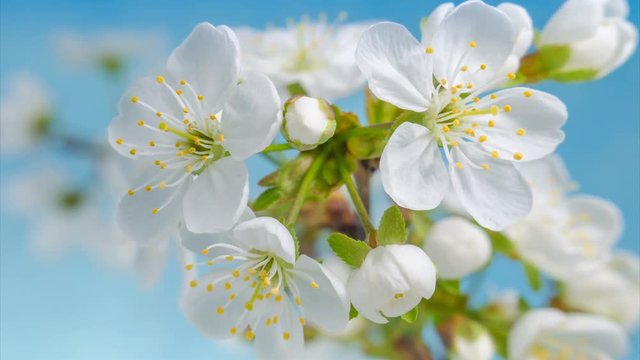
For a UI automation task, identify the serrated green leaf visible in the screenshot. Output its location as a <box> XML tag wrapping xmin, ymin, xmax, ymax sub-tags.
<box><xmin>539</xmin><ymin>44</ymin><xmax>571</xmax><ymax>72</ymax></box>
<box><xmin>327</xmin><ymin>233</ymin><xmax>371</xmax><ymax>268</ymax></box>
<box><xmin>378</xmin><ymin>206</ymin><xmax>406</xmax><ymax>245</ymax></box>
<box><xmin>286</xmin><ymin>82</ymin><xmax>308</xmax><ymax>96</ymax></box>
<box><xmin>523</xmin><ymin>262</ymin><xmax>542</xmax><ymax>291</ymax></box>
<box><xmin>349</xmin><ymin>304</ymin><xmax>359</xmax><ymax>320</ymax></box>
<box><xmin>252</xmin><ymin>187</ymin><xmax>282</xmax><ymax>211</ymax></box>
<box><xmin>401</xmin><ymin>306</ymin><xmax>419</xmax><ymax>323</ymax></box>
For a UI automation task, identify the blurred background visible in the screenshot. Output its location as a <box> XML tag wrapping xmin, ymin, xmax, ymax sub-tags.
<box><xmin>1</xmin><ymin>0</ymin><xmax>638</xmax><ymax>359</ymax></box>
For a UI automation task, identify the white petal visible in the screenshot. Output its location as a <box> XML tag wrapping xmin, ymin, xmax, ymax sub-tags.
<box><xmin>292</xmin><ymin>255</ymin><xmax>349</xmax><ymax>332</ymax></box>
<box><xmin>604</xmin><ymin>0</ymin><xmax>629</xmax><ymax>18</ymax></box>
<box><xmin>356</xmin><ymin>22</ymin><xmax>433</xmax><ymax>112</ymax></box>
<box><xmin>450</xmin><ymin>143</ymin><xmax>532</xmax><ymax>230</ymax></box>
<box><xmin>431</xmin><ymin>0</ymin><xmax>515</xmax><ymax>90</ymax></box>
<box><xmin>117</xmin><ymin>171</ymin><xmax>189</xmax><ymax>244</ymax></box>
<box><xmin>508</xmin><ymin>308</ymin><xmax>566</xmax><ymax>359</ymax></box>
<box><xmin>380</xmin><ymin>122</ymin><xmax>449</xmax><ymax>210</ymax></box>
<box><xmin>182</xmin><ymin>157</ymin><xmax>248</xmax><ymax>233</ymax></box>
<box><xmin>564</xmin><ymin>195</ymin><xmax>623</xmax><ymax>247</ymax></box>
<box><xmin>254</xmin><ymin>302</ymin><xmax>304</xmax><ymax>360</ymax></box>
<box><xmin>498</xmin><ymin>3</ymin><xmax>533</xmax><ymax>59</ymax></box>
<box><xmin>135</xmin><ymin>243</ymin><xmax>168</xmax><ymax>289</ymax></box>
<box><xmin>180</xmin><ymin>207</ymin><xmax>255</xmax><ymax>254</ymax></box>
<box><xmin>475</xmin><ymin>87</ymin><xmax>567</xmax><ymax>162</ymax></box>
<box><xmin>596</xmin><ymin>19</ymin><xmax>638</xmax><ymax>77</ymax></box>
<box><xmin>108</xmin><ymin>77</ymin><xmax>181</xmax><ymax>158</ymax></box>
<box><xmin>232</xmin><ymin>217</ymin><xmax>296</xmax><ymax>264</ymax></box>
<box><xmin>556</xmin><ymin>313</ymin><xmax>628</xmax><ymax>357</ymax></box>
<box><xmin>420</xmin><ymin>3</ymin><xmax>455</xmax><ymax>47</ymax></box>
<box><xmin>221</xmin><ymin>71</ymin><xmax>282</xmax><ymax>160</ymax></box>
<box><xmin>347</xmin><ymin>267</ymin><xmax>389</xmax><ymax>324</ymax></box>
<box><xmin>540</xmin><ymin>0</ymin><xmax>603</xmax><ymax>44</ymax></box>
<box><xmin>167</xmin><ymin>23</ymin><xmax>239</xmax><ymax>113</ymax></box>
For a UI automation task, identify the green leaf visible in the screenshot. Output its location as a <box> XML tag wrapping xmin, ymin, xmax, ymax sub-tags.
<box><xmin>439</xmin><ymin>279</ymin><xmax>460</xmax><ymax>295</ymax></box>
<box><xmin>523</xmin><ymin>262</ymin><xmax>543</xmax><ymax>291</ymax></box>
<box><xmin>539</xmin><ymin>44</ymin><xmax>571</xmax><ymax>72</ymax></box>
<box><xmin>287</xmin><ymin>223</ymin><xmax>300</xmax><ymax>258</ymax></box>
<box><xmin>378</xmin><ymin>205</ymin><xmax>406</xmax><ymax>245</ymax></box>
<box><xmin>549</xmin><ymin>69</ymin><xmax>598</xmax><ymax>82</ymax></box>
<box><xmin>487</xmin><ymin>230</ymin><xmax>518</xmax><ymax>259</ymax></box>
<box><xmin>349</xmin><ymin>304</ymin><xmax>359</xmax><ymax>320</ymax></box>
<box><xmin>252</xmin><ymin>187</ymin><xmax>282</xmax><ymax>211</ymax></box>
<box><xmin>327</xmin><ymin>233</ymin><xmax>371</xmax><ymax>268</ymax></box>
<box><xmin>286</xmin><ymin>82</ymin><xmax>308</xmax><ymax>96</ymax></box>
<box><xmin>401</xmin><ymin>306</ymin><xmax>419</xmax><ymax>323</ymax></box>
<box><xmin>321</xmin><ymin>158</ymin><xmax>340</xmax><ymax>186</ymax></box>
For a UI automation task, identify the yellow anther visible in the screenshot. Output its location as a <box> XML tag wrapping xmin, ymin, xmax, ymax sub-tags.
<box><xmin>453</xmin><ymin>119</ymin><xmax>460</xmax><ymax>126</ymax></box>
<box><xmin>450</xmin><ymin>97</ymin><xmax>458</xmax><ymax>103</ymax></box>
<box><xmin>185</xmin><ymin>264</ymin><xmax>194</xmax><ymax>271</ymax></box>
<box><xmin>245</xmin><ymin>302</ymin><xmax>253</xmax><ymax>311</ymax></box>
<box><xmin>310</xmin><ymin>281</ymin><xmax>319</xmax><ymax>289</ymax></box>
<box><xmin>156</xmin><ymin>76</ymin><xmax>165</xmax><ymax>84</ymax></box>
<box><xmin>472</xmin><ymin>122</ymin><xmax>479</xmax><ymax>128</ymax></box>
<box><xmin>207</xmin><ymin>283</ymin><xmax>214</xmax><ymax>292</ymax></box>
<box><xmin>147</xmin><ymin>141</ymin><xmax>156</xmax><ymax>148</ymax></box>
<box><xmin>513</xmin><ymin>152</ymin><xmax>523</xmax><ymax>160</ymax></box>
<box><xmin>185</xmin><ymin>165</ymin><xmax>192</xmax><ymax>173</ymax></box>
<box><xmin>441</xmin><ymin>78</ymin><xmax>447</xmax><ymax>85</ymax></box>
<box><xmin>488</xmin><ymin>120</ymin><xmax>495</xmax><ymax>127</ymax></box>
<box><xmin>256</xmin><ymin>294</ymin><xmax>264</xmax><ymax>300</ymax></box>
<box><xmin>188</xmin><ymin>147</ymin><xmax>196</xmax><ymax>154</ymax></box>
<box><xmin>197</xmin><ymin>95</ymin><xmax>204</xmax><ymax>101</ymax></box>
<box><xmin>229</xmin><ymin>293</ymin><xmax>236</xmax><ymax>301</ymax></box>
<box><xmin>158</xmin><ymin>122</ymin><xmax>168</xmax><ymax>131</ymax></box>
<box><xmin>481</xmin><ymin>163</ymin><xmax>490</xmax><ymax>170</ymax></box>
<box><xmin>442</xmin><ymin>125</ymin><xmax>450</xmax><ymax>133</ymax></box>
<box><xmin>217</xmin><ymin>306</ymin><xmax>224</xmax><ymax>315</ymax></box>
<box><xmin>524</xmin><ymin>90</ymin><xmax>533</xmax><ymax>97</ymax></box>
<box><xmin>265</xmin><ymin>292</ymin><xmax>271</xmax><ymax>299</ymax></box>
<box><xmin>273</xmin><ymin>316</ymin><xmax>279</xmax><ymax>324</ymax></box>
<box><xmin>127</xmin><ymin>189</ymin><xmax>135</xmax><ymax>196</ymax></box>
<box><xmin>274</xmin><ymin>295</ymin><xmax>283</xmax><ymax>302</ymax></box>
<box><xmin>283</xmin><ymin>332</ymin><xmax>290</xmax><ymax>341</ymax></box>
<box><xmin>156</xmin><ymin>181</ymin><xmax>166</xmax><ymax>190</ymax></box>
<box><xmin>180</xmin><ymin>80</ymin><xmax>186</xmax><ymax>85</ymax></box>
<box><xmin>491</xmin><ymin>150</ymin><xmax>500</xmax><ymax>159</ymax></box>
<box><xmin>224</xmin><ymin>282</ymin><xmax>232</xmax><ymax>290</ymax></box>
<box><xmin>271</xmin><ymin>287</ymin><xmax>280</xmax><ymax>295</ymax></box>
<box><xmin>465</xmin><ymin>128</ymin><xmax>475</xmax><ymax>137</ymax></box>
<box><xmin>449</xmin><ymin>88</ymin><xmax>457</xmax><ymax>95</ymax></box>
<box><xmin>160</xmin><ymin>162</ymin><xmax>167</xmax><ymax>169</ymax></box>
<box><xmin>189</xmin><ymin>280</ymin><xmax>198</xmax><ymax>288</ymax></box>
<box><xmin>116</xmin><ymin>138</ymin><xmax>123</xmax><ymax>145</ymax></box>
<box><xmin>145</xmin><ymin>185</ymin><xmax>152</xmax><ymax>192</ymax></box>
<box><xmin>490</xmin><ymin>105</ymin><xmax>499</xmax><ymax>116</ymax></box>
<box><xmin>183</xmin><ymin>107</ymin><xmax>189</xmax><ymax>114</ymax></box>
<box><xmin>129</xmin><ymin>149</ymin><xmax>137</xmax><ymax>155</ymax></box>
<box><xmin>209</xmin><ymin>114</ymin><xmax>217</xmax><ymax>121</ymax></box>
<box><xmin>507</xmin><ymin>73</ymin><xmax>516</xmax><ymax>80</ymax></box>
<box><xmin>151</xmin><ymin>208</ymin><xmax>159</xmax><ymax>214</ymax></box>
<box><xmin>455</xmin><ymin>84</ymin><xmax>462</xmax><ymax>89</ymax></box>
<box><xmin>225</xmin><ymin>255</ymin><xmax>234</xmax><ymax>262</ymax></box>
<box><xmin>460</xmin><ymin>65</ymin><xmax>468</xmax><ymax>72</ymax></box>
<box><xmin>175</xmin><ymin>89</ymin><xmax>183</xmax><ymax>95</ymax></box>
<box><xmin>251</xmin><ymin>280</ymin><xmax>257</xmax><ymax>288</ymax></box>
<box><xmin>243</xmin><ymin>275</ymin><xmax>250</xmax><ymax>281</ymax></box>
<box><xmin>232</xmin><ymin>270</ymin><xmax>240</xmax><ymax>278</ymax></box>
<box><xmin>206</xmin><ymin>260</ymin><xmax>214</xmax><ymax>266</ymax></box>
<box><xmin>516</xmin><ymin>128</ymin><xmax>526</xmax><ymax>136</ymax></box>
<box><xmin>154</xmin><ymin>160</ymin><xmax>161</xmax><ymax>166</ymax></box>
<box><xmin>155</xmin><ymin>112</ymin><xmax>162</xmax><ymax>117</ymax></box>
<box><xmin>451</xmin><ymin>108</ymin><xmax>460</xmax><ymax>114</ymax></box>
<box><xmin>490</xmin><ymin>94</ymin><xmax>497</xmax><ymax>99</ymax></box>
<box><xmin>200</xmin><ymin>155</ymin><xmax>208</xmax><ymax>161</ymax></box>
<box><xmin>217</xmin><ymin>134</ymin><xmax>224</xmax><ymax>142</ymax></box>
<box><xmin>455</xmin><ymin>162</ymin><xmax>464</xmax><ymax>169</ymax></box>
<box><xmin>299</xmin><ymin>317</ymin><xmax>306</xmax><ymax>325</ymax></box>
<box><xmin>467</xmin><ymin>83</ymin><xmax>473</xmax><ymax>89</ymax></box>
<box><xmin>201</xmin><ymin>248</ymin><xmax>210</xmax><ymax>255</ymax></box>
<box><xmin>131</xmin><ymin>96</ymin><xmax>139</xmax><ymax>103</ymax></box>
<box><xmin>183</xmin><ymin>119</ymin><xmax>189</xmax><ymax>125</ymax></box>
<box><xmin>503</xmin><ymin>105</ymin><xmax>512</xmax><ymax>112</ymax></box>
<box><xmin>174</xmin><ymin>141</ymin><xmax>181</xmax><ymax>148</ymax></box>
<box><xmin>480</xmin><ymin>64</ymin><xmax>487</xmax><ymax>70</ymax></box>
<box><xmin>449</xmin><ymin>140</ymin><xmax>458</xmax><ymax>147</ymax></box>
<box><xmin>479</xmin><ymin>135</ymin><xmax>488</xmax><ymax>143</ymax></box>
<box><xmin>245</xmin><ymin>330</ymin><xmax>255</xmax><ymax>341</ymax></box>
<box><xmin>266</xmin><ymin>319</ymin><xmax>271</xmax><ymax>326</ymax></box>
<box><xmin>295</xmin><ymin>297</ymin><xmax>302</xmax><ymax>306</ymax></box>
<box><xmin>425</xmin><ymin>47</ymin><xmax>434</xmax><ymax>54</ymax></box>
<box><xmin>247</xmin><ymin>268</ymin><xmax>257</xmax><ymax>275</ymax></box>
<box><xmin>230</xmin><ymin>327</ymin><xmax>237</xmax><ymax>335</ymax></box>
<box><xmin>394</xmin><ymin>293</ymin><xmax>404</xmax><ymax>299</ymax></box>
<box><xmin>469</xmin><ymin>41</ymin><xmax>477</xmax><ymax>48</ymax></box>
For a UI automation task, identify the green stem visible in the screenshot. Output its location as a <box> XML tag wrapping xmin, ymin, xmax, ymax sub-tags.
<box><xmin>335</xmin><ymin>150</ymin><xmax>377</xmax><ymax>242</ymax></box>
<box><xmin>262</xmin><ymin>143</ymin><xmax>293</xmax><ymax>153</ymax></box>
<box><xmin>285</xmin><ymin>146</ymin><xmax>331</xmax><ymax>225</ymax></box>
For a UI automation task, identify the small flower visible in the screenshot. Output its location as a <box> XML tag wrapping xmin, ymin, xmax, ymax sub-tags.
<box><xmin>451</xmin><ymin>320</ymin><xmax>495</xmax><ymax>360</ymax></box>
<box><xmin>424</xmin><ymin>216</ymin><xmax>491</xmax><ymax>279</ymax></box>
<box><xmin>507</xmin><ymin>155</ymin><xmax>623</xmax><ymax>281</ymax></box>
<box><xmin>181</xmin><ymin>217</ymin><xmax>350</xmax><ymax>360</ymax></box>
<box><xmin>508</xmin><ymin>308</ymin><xmax>628</xmax><ymax>360</ymax></box>
<box><xmin>562</xmin><ymin>251</ymin><xmax>640</xmax><ymax>330</ymax></box>
<box><xmin>347</xmin><ymin>245</ymin><xmax>436</xmax><ymax>324</ymax></box>
<box><xmin>539</xmin><ymin>0</ymin><xmax>638</xmax><ymax>79</ymax></box>
<box><xmin>357</xmin><ymin>0</ymin><xmax>567</xmax><ymax>230</ymax></box>
<box><xmin>0</xmin><ymin>73</ymin><xmax>54</xmax><ymax>154</ymax></box>
<box><xmin>109</xmin><ymin>23</ymin><xmax>282</xmax><ymax>241</ymax></box>
<box><xmin>234</xmin><ymin>15</ymin><xmax>372</xmax><ymax>100</ymax></box>
<box><xmin>282</xmin><ymin>96</ymin><xmax>336</xmax><ymax>150</ymax></box>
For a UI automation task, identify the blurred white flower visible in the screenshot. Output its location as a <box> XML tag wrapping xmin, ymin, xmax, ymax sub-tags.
<box><xmin>508</xmin><ymin>308</ymin><xmax>628</xmax><ymax>360</ymax></box>
<box><xmin>562</xmin><ymin>251</ymin><xmax>640</xmax><ymax>330</ymax></box>
<box><xmin>487</xmin><ymin>289</ymin><xmax>521</xmax><ymax>322</ymax></box>
<box><xmin>507</xmin><ymin>155</ymin><xmax>623</xmax><ymax>281</ymax></box>
<box><xmin>283</xmin><ymin>96</ymin><xmax>336</xmax><ymax>150</ymax></box>
<box><xmin>451</xmin><ymin>324</ymin><xmax>495</xmax><ymax>360</ymax></box>
<box><xmin>357</xmin><ymin>1</ymin><xmax>567</xmax><ymax>231</ymax></box>
<box><xmin>424</xmin><ymin>216</ymin><xmax>491</xmax><ymax>279</ymax></box>
<box><xmin>234</xmin><ymin>15</ymin><xmax>372</xmax><ymax>100</ymax></box>
<box><xmin>109</xmin><ymin>22</ymin><xmax>281</xmax><ymax>242</ymax></box>
<box><xmin>0</xmin><ymin>73</ymin><xmax>53</xmax><ymax>154</ymax></box>
<box><xmin>347</xmin><ymin>244</ymin><xmax>436</xmax><ymax>324</ymax></box>
<box><xmin>52</xmin><ymin>29</ymin><xmax>167</xmax><ymax>74</ymax></box>
<box><xmin>303</xmin><ymin>338</ymin><xmax>370</xmax><ymax>360</ymax></box>
<box><xmin>181</xmin><ymin>217</ymin><xmax>350</xmax><ymax>360</ymax></box>
<box><xmin>421</xmin><ymin>2</ymin><xmax>533</xmax><ymax>74</ymax></box>
<box><xmin>539</xmin><ymin>0</ymin><xmax>638</xmax><ymax>79</ymax></box>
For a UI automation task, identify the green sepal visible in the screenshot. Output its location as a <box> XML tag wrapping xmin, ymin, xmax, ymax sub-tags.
<box><xmin>548</xmin><ymin>69</ymin><xmax>599</xmax><ymax>82</ymax></box>
<box><xmin>349</xmin><ymin>304</ymin><xmax>359</xmax><ymax>320</ymax></box>
<box><xmin>365</xmin><ymin>88</ymin><xmax>402</xmax><ymax>125</ymax></box>
<box><xmin>252</xmin><ymin>187</ymin><xmax>282</xmax><ymax>211</ymax></box>
<box><xmin>539</xmin><ymin>44</ymin><xmax>571</xmax><ymax>72</ymax></box>
<box><xmin>346</xmin><ymin>129</ymin><xmax>390</xmax><ymax>159</ymax></box>
<box><xmin>523</xmin><ymin>261</ymin><xmax>543</xmax><ymax>291</ymax></box>
<box><xmin>286</xmin><ymin>82</ymin><xmax>308</xmax><ymax>96</ymax></box>
<box><xmin>401</xmin><ymin>306</ymin><xmax>419</xmax><ymax>323</ymax></box>
<box><xmin>439</xmin><ymin>279</ymin><xmax>461</xmax><ymax>295</ymax></box>
<box><xmin>286</xmin><ymin>223</ymin><xmax>300</xmax><ymax>258</ymax></box>
<box><xmin>378</xmin><ymin>205</ymin><xmax>407</xmax><ymax>245</ymax></box>
<box><xmin>327</xmin><ymin>233</ymin><xmax>371</xmax><ymax>268</ymax></box>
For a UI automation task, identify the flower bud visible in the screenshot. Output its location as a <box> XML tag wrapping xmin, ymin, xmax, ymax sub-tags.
<box><xmin>451</xmin><ymin>320</ymin><xmax>495</xmax><ymax>360</ymax></box>
<box><xmin>424</xmin><ymin>217</ymin><xmax>491</xmax><ymax>280</ymax></box>
<box><xmin>283</xmin><ymin>96</ymin><xmax>336</xmax><ymax>150</ymax></box>
<box><xmin>346</xmin><ymin>244</ymin><xmax>436</xmax><ymax>324</ymax></box>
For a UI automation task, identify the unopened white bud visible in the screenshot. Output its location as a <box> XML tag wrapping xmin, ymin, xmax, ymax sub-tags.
<box><xmin>283</xmin><ymin>96</ymin><xmax>336</xmax><ymax>150</ymax></box>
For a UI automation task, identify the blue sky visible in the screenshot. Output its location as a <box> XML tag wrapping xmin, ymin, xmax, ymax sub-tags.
<box><xmin>1</xmin><ymin>0</ymin><xmax>638</xmax><ymax>359</ymax></box>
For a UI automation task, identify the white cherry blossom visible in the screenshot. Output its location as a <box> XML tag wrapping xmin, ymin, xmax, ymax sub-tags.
<box><xmin>356</xmin><ymin>0</ymin><xmax>567</xmax><ymax>230</ymax></box>
<box><xmin>109</xmin><ymin>23</ymin><xmax>282</xmax><ymax>242</ymax></box>
<box><xmin>181</xmin><ymin>217</ymin><xmax>349</xmax><ymax>360</ymax></box>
